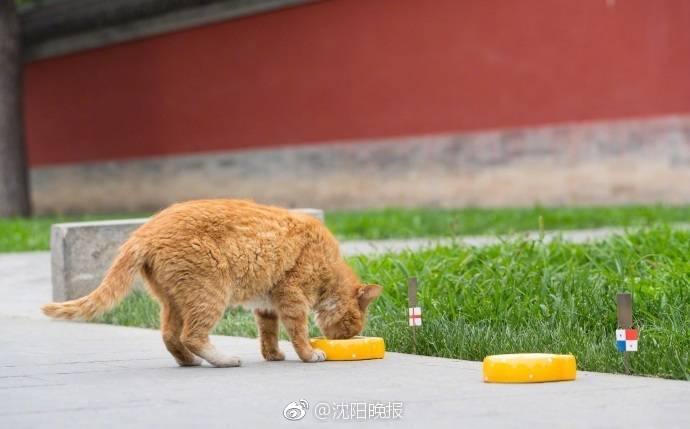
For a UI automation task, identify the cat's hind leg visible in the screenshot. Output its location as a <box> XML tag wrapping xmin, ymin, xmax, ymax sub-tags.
<box><xmin>179</xmin><ymin>297</ymin><xmax>241</xmax><ymax>368</ymax></box>
<box><xmin>142</xmin><ymin>269</ymin><xmax>201</xmax><ymax>367</ymax></box>
<box><xmin>161</xmin><ymin>303</ymin><xmax>202</xmax><ymax>367</ymax></box>
<box><xmin>253</xmin><ymin>309</ymin><xmax>285</xmax><ymax>361</ymax></box>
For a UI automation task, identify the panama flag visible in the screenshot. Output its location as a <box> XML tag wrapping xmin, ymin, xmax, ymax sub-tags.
<box><xmin>616</xmin><ymin>329</ymin><xmax>638</xmax><ymax>352</ymax></box>
<box><xmin>408</xmin><ymin>307</ymin><xmax>422</xmax><ymax>326</ymax></box>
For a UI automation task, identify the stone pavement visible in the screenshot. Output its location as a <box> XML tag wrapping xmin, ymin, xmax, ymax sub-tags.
<box><xmin>4</xmin><ymin>317</ymin><xmax>689</xmax><ymax>429</ymax></box>
<box><xmin>340</xmin><ymin>225</ymin><xmax>690</xmax><ymax>256</ymax></box>
<box><xmin>1</xmin><ymin>230</ymin><xmax>690</xmax><ymax>428</ymax></box>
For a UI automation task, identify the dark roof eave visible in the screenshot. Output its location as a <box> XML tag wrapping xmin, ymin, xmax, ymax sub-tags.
<box><xmin>21</xmin><ymin>0</ymin><xmax>314</xmax><ymax>61</ymax></box>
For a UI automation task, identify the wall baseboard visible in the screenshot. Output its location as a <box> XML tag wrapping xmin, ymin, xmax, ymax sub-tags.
<box><xmin>31</xmin><ymin>114</ymin><xmax>690</xmax><ymax>214</ymax></box>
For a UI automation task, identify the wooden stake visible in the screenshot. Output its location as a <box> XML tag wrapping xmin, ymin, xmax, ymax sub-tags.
<box><xmin>617</xmin><ymin>293</ymin><xmax>633</xmax><ymax>374</ymax></box>
<box><xmin>408</xmin><ymin>277</ymin><xmax>418</xmax><ymax>354</ymax></box>
<box><xmin>538</xmin><ymin>215</ymin><xmax>545</xmax><ymax>240</ymax></box>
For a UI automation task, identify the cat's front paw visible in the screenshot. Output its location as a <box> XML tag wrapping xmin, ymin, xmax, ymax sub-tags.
<box><xmin>306</xmin><ymin>348</ymin><xmax>326</xmax><ymax>363</ymax></box>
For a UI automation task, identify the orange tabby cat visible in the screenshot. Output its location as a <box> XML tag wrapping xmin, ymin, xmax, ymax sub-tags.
<box><xmin>42</xmin><ymin>199</ymin><xmax>382</xmax><ymax>367</ymax></box>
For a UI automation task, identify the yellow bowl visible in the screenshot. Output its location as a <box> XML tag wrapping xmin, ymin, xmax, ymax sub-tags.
<box><xmin>310</xmin><ymin>336</ymin><xmax>385</xmax><ymax>361</ymax></box>
<box><xmin>483</xmin><ymin>353</ymin><xmax>576</xmax><ymax>383</ymax></box>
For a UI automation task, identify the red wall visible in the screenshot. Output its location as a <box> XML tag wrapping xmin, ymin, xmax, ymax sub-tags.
<box><xmin>24</xmin><ymin>0</ymin><xmax>690</xmax><ymax>166</ymax></box>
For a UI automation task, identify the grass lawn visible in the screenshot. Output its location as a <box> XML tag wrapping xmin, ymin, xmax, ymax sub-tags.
<box><xmin>98</xmin><ymin>226</ymin><xmax>690</xmax><ymax>380</ymax></box>
<box><xmin>328</xmin><ymin>204</ymin><xmax>690</xmax><ymax>239</ymax></box>
<box><xmin>2</xmin><ymin>204</ymin><xmax>690</xmax><ymax>252</ymax></box>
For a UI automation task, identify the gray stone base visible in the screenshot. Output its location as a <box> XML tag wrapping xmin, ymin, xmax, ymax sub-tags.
<box><xmin>31</xmin><ymin>114</ymin><xmax>690</xmax><ymax>214</ymax></box>
<box><xmin>51</xmin><ymin>208</ymin><xmax>323</xmax><ymax>301</ymax></box>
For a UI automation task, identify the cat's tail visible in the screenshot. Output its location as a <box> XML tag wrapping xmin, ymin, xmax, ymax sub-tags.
<box><xmin>41</xmin><ymin>238</ymin><xmax>145</xmax><ymax>321</ymax></box>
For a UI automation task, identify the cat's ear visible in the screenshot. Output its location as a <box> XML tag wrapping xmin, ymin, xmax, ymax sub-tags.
<box><xmin>357</xmin><ymin>284</ymin><xmax>383</xmax><ymax>310</ymax></box>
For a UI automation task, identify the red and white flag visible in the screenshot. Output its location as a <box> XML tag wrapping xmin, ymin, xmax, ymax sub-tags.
<box><xmin>408</xmin><ymin>307</ymin><xmax>422</xmax><ymax>326</ymax></box>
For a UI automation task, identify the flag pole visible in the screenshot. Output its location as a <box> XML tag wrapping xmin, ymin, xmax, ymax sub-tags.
<box><xmin>408</xmin><ymin>277</ymin><xmax>418</xmax><ymax>354</ymax></box>
<box><xmin>617</xmin><ymin>293</ymin><xmax>633</xmax><ymax>375</ymax></box>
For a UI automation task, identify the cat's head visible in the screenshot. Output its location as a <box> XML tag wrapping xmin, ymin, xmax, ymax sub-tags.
<box><xmin>317</xmin><ymin>284</ymin><xmax>383</xmax><ymax>340</ymax></box>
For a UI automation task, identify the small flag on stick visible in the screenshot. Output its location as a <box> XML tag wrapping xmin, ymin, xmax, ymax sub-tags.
<box><xmin>616</xmin><ymin>292</ymin><xmax>637</xmax><ymax>374</ymax></box>
<box><xmin>408</xmin><ymin>307</ymin><xmax>422</xmax><ymax>326</ymax></box>
<box><xmin>407</xmin><ymin>277</ymin><xmax>421</xmax><ymax>327</ymax></box>
<box><xmin>408</xmin><ymin>277</ymin><xmax>421</xmax><ymax>353</ymax></box>
<box><xmin>616</xmin><ymin>329</ymin><xmax>638</xmax><ymax>352</ymax></box>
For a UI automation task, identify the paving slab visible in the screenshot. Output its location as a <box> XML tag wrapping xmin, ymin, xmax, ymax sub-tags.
<box><xmin>2</xmin><ymin>317</ymin><xmax>689</xmax><ymax>429</ymax></box>
<box><xmin>0</xmin><ymin>252</ymin><xmax>51</xmax><ymax>319</ymax></box>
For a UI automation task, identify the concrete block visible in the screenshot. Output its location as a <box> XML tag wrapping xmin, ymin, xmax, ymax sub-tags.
<box><xmin>50</xmin><ymin>208</ymin><xmax>324</xmax><ymax>301</ymax></box>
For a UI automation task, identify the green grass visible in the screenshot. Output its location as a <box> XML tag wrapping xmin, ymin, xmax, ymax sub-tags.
<box><xmin>2</xmin><ymin>204</ymin><xmax>690</xmax><ymax>252</ymax></box>
<box><xmin>327</xmin><ymin>205</ymin><xmax>690</xmax><ymax>239</ymax></box>
<box><xmin>98</xmin><ymin>227</ymin><xmax>689</xmax><ymax>380</ymax></box>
